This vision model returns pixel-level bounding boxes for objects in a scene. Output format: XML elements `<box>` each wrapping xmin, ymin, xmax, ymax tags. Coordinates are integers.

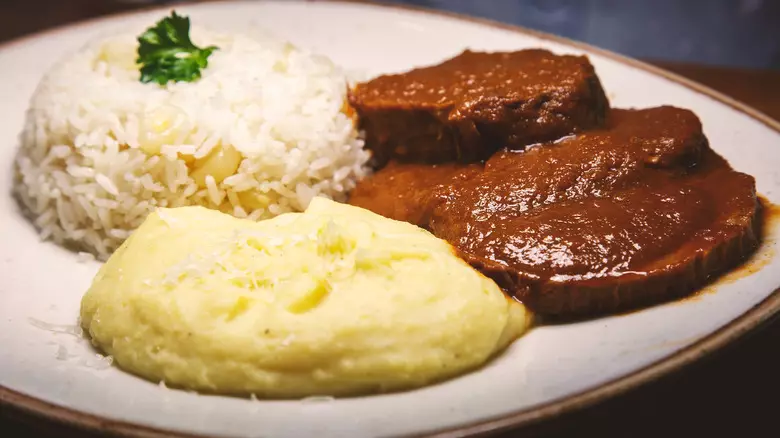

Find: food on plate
<box><xmin>15</xmin><ymin>7</ymin><xmax>763</xmax><ymax>382</ymax></box>
<box><xmin>350</xmin><ymin>106</ymin><xmax>761</xmax><ymax>318</ymax></box>
<box><xmin>348</xmin><ymin>49</ymin><xmax>609</xmax><ymax>165</ymax></box>
<box><xmin>14</xmin><ymin>12</ymin><xmax>369</xmax><ymax>260</ymax></box>
<box><xmin>80</xmin><ymin>197</ymin><xmax>529</xmax><ymax>397</ymax></box>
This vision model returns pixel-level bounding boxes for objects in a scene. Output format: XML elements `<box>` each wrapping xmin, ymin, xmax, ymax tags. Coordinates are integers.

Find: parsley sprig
<box><xmin>136</xmin><ymin>11</ymin><xmax>218</xmax><ymax>85</ymax></box>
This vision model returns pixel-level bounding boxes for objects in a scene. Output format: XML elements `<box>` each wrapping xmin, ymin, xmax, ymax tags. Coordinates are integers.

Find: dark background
<box><xmin>386</xmin><ymin>0</ymin><xmax>780</xmax><ymax>70</ymax></box>
<box><xmin>6</xmin><ymin>0</ymin><xmax>780</xmax><ymax>70</ymax></box>
<box><xmin>0</xmin><ymin>1</ymin><xmax>778</xmax><ymax>438</ymax></box>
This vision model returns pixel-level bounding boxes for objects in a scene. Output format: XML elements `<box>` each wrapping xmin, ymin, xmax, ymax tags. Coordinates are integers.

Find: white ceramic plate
<box><xmin>1</xmin><ymin>1</ymin><xmax>779</xmax><ymax>437</ymax></box>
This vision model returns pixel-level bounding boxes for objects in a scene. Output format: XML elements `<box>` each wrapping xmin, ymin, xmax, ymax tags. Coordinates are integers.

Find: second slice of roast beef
<box><xmin>348</xmin><ymin>49</ymin><xmax>609</xmax><ymax>166</ymax></box>
<box><xmin>348</xmin><ymin>107</ymin><xmax>761</xmax><ymax>318</ymax></box>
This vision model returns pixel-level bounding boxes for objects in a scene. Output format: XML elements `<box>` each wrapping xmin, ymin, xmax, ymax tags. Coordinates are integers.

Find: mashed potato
<box><xmin>80</xmin><ymin>198</ymin><xmax>530</xmax><ymax>397</ymax></box>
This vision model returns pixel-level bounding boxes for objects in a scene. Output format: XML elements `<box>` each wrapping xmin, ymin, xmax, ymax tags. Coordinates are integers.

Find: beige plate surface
<box><xmin>1</xmin><ymin>1</ymin><xmax>780</xmax><ymax>437</ymax></box>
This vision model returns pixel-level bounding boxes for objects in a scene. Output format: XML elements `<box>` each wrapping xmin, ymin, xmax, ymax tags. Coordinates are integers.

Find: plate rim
<box><xmin>1</xmin><ymin>1</ymin><xmax>779</xmax><ymax>437</ymax></box>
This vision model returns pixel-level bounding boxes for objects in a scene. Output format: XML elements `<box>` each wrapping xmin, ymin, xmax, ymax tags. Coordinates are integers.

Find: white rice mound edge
<box><xmin>14</xmin><ymin>25</ymin><xmax>371</xmax><ymax>260</ymax></box>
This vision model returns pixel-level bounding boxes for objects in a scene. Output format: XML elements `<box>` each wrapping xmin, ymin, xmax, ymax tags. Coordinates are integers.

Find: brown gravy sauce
<box><xmin>350</xmin><ymin>107</ymin><xmax>762</xmax><ymax>320</ymax></box>
<box><xmin>686</xmin><ymin>197</ymin><xmax>779</xmax><ymax>300</ymax></box>
<box><xmin>347</xmin><ymin>49</ymin><xmax>766</xmax><ymax>322</ymax></box>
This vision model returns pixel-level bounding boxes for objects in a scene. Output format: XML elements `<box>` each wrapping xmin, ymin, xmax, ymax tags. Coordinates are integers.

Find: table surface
<box><xmin>0</xmin><ymin>1</ymin><xmax>778</xmax><ymax>437</ymax></box>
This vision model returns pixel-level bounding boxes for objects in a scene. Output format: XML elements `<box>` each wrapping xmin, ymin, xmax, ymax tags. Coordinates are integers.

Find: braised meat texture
<box><xmin>348</xmin><ymin>49</ymin><xmax>609</xmax><ymax>166</ymax></box>
<box><xmin>348</xmin><ymin>107</ymin><xmax>761</xmax><ymax>318</ymax></box>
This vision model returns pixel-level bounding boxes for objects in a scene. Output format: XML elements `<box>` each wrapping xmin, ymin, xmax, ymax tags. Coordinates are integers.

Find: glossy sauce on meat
<box><xmin>348</xmin><ymin>49</ymin><xmax>609</xmax><ymax>165</ymax></box>
<box><xmin>349</xmin><ymin>107</ymin><xmax>761</xmax><ymax>317</ymax></box>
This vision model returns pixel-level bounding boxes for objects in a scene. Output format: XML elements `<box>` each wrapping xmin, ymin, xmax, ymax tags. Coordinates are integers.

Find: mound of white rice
<box><xmin>14</xmin><ymin>25</ymin><xmax>370</xmax><ymax>260</ymax></box>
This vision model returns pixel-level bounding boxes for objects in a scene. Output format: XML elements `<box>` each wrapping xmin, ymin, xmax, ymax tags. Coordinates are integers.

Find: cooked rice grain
<box><xmin>14</xmin><ymin>26</ymin><xmax>369</xmax><ymax>260</ymax></box>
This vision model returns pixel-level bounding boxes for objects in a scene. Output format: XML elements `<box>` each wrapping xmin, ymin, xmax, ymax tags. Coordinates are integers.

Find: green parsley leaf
<box><xmin>136</xmin><ymin>11</ymin><xmax>218</xmax><ymax>85</ymax></box>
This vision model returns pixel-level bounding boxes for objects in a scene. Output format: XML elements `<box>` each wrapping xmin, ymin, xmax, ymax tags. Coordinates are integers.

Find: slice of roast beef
<box><xmin>348</xmin><ymin>106</ymin><xmax>761</xmax><ymax>318</ymax></box>
<box><xmin>347</xmin><ymin>49</ymin><xmax>609</xmax><ymax>166</ymax></box>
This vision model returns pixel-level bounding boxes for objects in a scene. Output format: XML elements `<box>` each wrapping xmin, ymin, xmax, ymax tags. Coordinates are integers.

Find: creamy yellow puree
<box><xmin>80</xmin><ymin>197</ymin><xmax>530</xmax><ymax>397</ymax></box>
